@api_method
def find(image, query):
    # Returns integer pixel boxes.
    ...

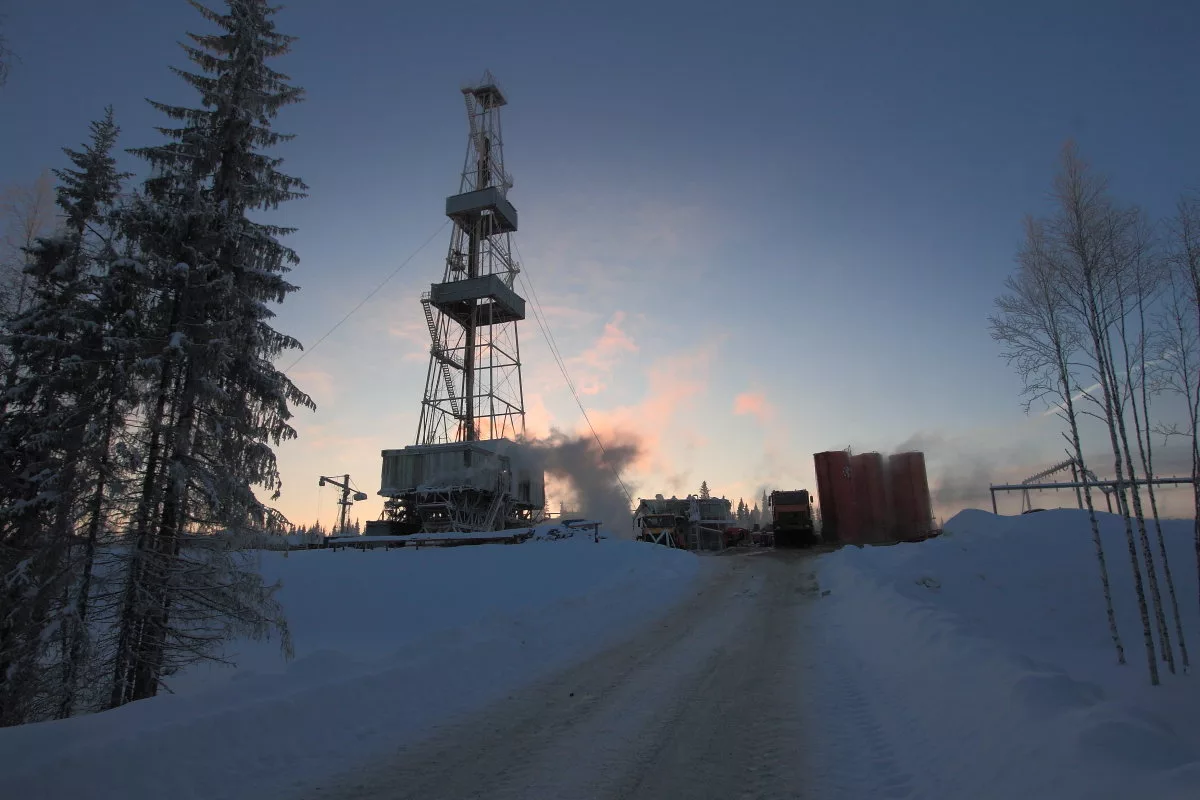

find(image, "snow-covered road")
[297,550,876,800]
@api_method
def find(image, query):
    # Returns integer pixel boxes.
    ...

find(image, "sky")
[3,0,1200,526]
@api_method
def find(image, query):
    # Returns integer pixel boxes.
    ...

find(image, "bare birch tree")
[1109,213,1186,673]
[991,214,1125,665]
[1156,193,1200,618]
[1045,142,1160,685]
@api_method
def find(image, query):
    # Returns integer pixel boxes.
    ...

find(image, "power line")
[513,239,634,508]
[283,220,450,373]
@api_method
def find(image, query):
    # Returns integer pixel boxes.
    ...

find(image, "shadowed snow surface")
[0,525,701,800]
[2,512,1199,799]
[817,508,1200,799]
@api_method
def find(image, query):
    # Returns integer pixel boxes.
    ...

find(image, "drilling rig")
[368,72,546,536]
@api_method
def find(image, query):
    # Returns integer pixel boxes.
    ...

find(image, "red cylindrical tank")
[852,452,890,543]
[909,452,933,538]
[888,453,914,539]
[814,450,859,543]
[889,451,932,540]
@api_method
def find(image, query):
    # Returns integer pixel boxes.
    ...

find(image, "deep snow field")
[818,508,1200,799]
[0,522,703,800]
[1,510,1199,800]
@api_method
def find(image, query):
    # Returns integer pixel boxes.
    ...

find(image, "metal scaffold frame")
[988,456,1195,515]
[417,70,526,446]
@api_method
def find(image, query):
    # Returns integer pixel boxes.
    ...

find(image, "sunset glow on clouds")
[20,3,1177,529]
[586,342,715,477]
[732,391,777,425]
[568,311,638,396]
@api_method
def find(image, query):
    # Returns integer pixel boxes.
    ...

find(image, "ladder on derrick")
[422,294,460,418]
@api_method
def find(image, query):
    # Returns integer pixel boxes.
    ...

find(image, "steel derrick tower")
[417,71,526,445]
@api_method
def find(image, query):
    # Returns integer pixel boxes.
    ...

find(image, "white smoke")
[520,429,640,537]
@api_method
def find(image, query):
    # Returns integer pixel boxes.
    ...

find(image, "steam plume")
[521,429,640,536]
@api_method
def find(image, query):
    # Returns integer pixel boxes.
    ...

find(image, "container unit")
[381,442,505,495]
[851,452,891,543]
[813,450,859,543]
[380,439,545,509]
[889,451,932,540]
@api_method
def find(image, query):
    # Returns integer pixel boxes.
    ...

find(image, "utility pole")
[318,475,368,537]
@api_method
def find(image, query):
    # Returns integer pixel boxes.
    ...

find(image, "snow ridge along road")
[298,551,825,800]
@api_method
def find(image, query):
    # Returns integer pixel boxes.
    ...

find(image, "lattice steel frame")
[416,71,526,446]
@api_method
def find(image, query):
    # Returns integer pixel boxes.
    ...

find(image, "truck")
[635,510,689,548]
[769,489,817,548]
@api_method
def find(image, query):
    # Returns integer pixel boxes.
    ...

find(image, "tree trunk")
[131,359,200,702]
[59,377,123,717]
[1086,296,1159,685]
[1056,343,1124,664]
[1133,293,1188,671]
[110,344,176,708]
[1113,288,1174,673]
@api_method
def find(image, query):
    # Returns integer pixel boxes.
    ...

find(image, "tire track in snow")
[795,587,929,800]
[616,555,814,800]
[297,553,819,800]
[297,557,751,799]
[294,550,957,800]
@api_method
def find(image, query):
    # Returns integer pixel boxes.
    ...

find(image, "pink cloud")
[568,311,638,396]
[523,391,554,440]
[586,341,716,477]
[733,391,777,425]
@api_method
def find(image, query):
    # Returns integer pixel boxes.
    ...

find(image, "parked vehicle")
[769,490,817,548]
[723,526,749,547]
[635,510,688,548]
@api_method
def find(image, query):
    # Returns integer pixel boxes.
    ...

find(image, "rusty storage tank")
[887,453,915,540]
[814,450,859,544]
[889,451,932,541]
[851,452,890,543]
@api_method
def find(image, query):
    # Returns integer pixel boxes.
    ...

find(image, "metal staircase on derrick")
[422,293,461,418]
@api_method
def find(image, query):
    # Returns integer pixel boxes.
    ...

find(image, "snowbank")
[0,523,702,800]
[817,509,1200,799]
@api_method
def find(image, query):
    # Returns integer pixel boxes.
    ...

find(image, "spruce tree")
[0,108,134,724]
[0,107,137,724]
[0,235,80,724]
[46,107,139,717]
[109,0,308,707]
